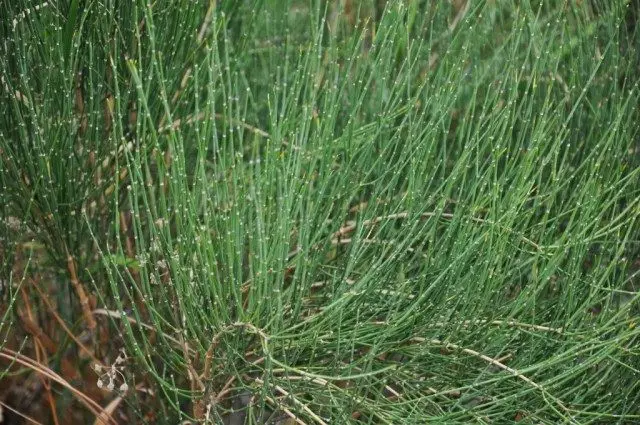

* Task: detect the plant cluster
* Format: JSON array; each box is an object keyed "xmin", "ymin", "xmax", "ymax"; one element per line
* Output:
[{"xmin": 1, "ymin": 1, "xmax": 639, "ymax": 424}]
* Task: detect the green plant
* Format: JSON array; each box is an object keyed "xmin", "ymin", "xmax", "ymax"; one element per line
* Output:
[{"xmin": 2, "ymin": 1, "xmax": 640, "ymax": 424}]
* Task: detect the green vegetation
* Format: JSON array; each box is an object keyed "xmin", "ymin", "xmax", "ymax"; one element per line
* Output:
[{"xmin": 1, "ymin": 1, "xmax": 639, "ymax": 423}]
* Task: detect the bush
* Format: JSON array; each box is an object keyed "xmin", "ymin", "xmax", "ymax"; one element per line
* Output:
[{"xmin": 1, "ymin": 1, "xmax": 639, "ymax": 423}]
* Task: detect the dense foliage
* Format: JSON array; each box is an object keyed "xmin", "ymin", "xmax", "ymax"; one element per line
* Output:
[{"xmin": 1, "ymin": 1, "xmax": 639, "ymax": 423}]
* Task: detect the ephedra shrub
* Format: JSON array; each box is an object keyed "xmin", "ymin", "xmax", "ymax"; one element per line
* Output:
[{"xmin": 2, "ymin": 0, "xmax": 639, "ymax": 423}]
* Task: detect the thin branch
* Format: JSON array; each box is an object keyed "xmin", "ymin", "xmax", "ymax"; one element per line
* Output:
[
  {"xmin": 430, "ymin": 0, "xmax": 471, "ymax": 47},
  {"xmin": 255, "ymin": 378, "xmax": 326, "ymax": 425},
  {"xmin": 178, "ymin": 335, "xmax": 205, "ymax": 419},
  {"xmin": 32, "ymin": 280, "xmax": 102, "ymax": 366},
  {"xmin": 197, "ymin": 0, "xmax": 217, "ymax": 43},
  {"xmin": 428, "ymin": 319, "xmax": 565, "ymax": 335},
  {"xmin": 66, "ymin": 252, "xmax": 97, "ymax": 330},
  {"xmin": 93, "ymin": 395, "xmax": 123, "ymax": 425},
  {"xmin": 0, "ymin": 401, "xmax": 45, "ymax": 425},
  {"xmin": 195, "ymin": 323, "xmax": 270, "ymax": 422},
  {"xmin": 330, "ymin": 237, "xmax": 430, "ymax": 260},
  {"xmin": 119, "ymin": 211, "xmax": 140, "ymax": 285},
  {"xmin": 0, "ymin": 348, "xmax": 116, "ymax": 424},
  {"xmin": 263, "ymin": 395, "xmax": 308, "ymax": 425},
  {"xmin": 19, "ymin": 287, "xmax": 60, "ymax": 425},
  {"xmin": 159, "ymin": 111, "xmax": 270, "ymax": 138},
  {"xmin": 202, "ymin": 322, "xmax": 269, "ymax": 382},
  {"xmin": 92, "ymin": 308, "xmax": 195, "ymax": 355},
  {"xmin": 410, "ymin": 337, "xmax": 571, "ymax": 414},
  {"xmin": 332, "ymin": 211, "xmax": 543, "ymax": 252},
  {"xmin": 448, "ymin": 0, "xmax": 471, "ymax": 33},
  {"xmin": 17, "ymin": 301, "xmax": 57, "ymax": 354}
]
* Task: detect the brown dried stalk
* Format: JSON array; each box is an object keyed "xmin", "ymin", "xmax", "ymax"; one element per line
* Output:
[
  {"xmin": 74, "ymin": 70, "xmax": 88, "ymax": 137},
  {"xmin": 66, "ymin": 252, "xmax": 97, "ymax": 331},
  {"xmin": 0, "ymin": 348, "xmax": 116, "ymax": 424},
  {"xmin": 193, "ymin": 323, "xmax": 270, "ymax": 421},
  {"xmin": 0, "ymin": 401, "xmax": 45, "ymax": 425},
  {"xmin": 31, "ymin": 277, "xmax": 102, "ymax": 365},
  {"xmin": 19, "ymin": 287, "xmax": 60, "ymax": 425}
]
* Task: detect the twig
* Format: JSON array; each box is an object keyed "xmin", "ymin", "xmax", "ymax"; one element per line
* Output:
[
  {"xmin": 195, "ymin": 323, "xmax": 270, "ymax": 422},
  {"xmin": 181, "ymin": 337, "xmax": 204, "ymax": 393},
  {"xmin": 178, "ymin": 335, "xmax": 205, "ymax": 420},
  {"xmin": 92, "ymin": 308, "xmax": 194, "ymax": 356},
  {"xmin": 383, "ymin": 384, "xmax": 401, "ymax": 400},
  {"xmin": 263, "ymin": 395, "xmax": 308, "ymax": 425},
  {"xmin": 448, "ymin": 0, "xmax": 470, "ymax": 33},
  {"xmin": 332, "ymin": 211, "xmax": 543, "ymax": 252},
  {"xmin": 271, "ymin": 370, "xmax": 394, "ymax": 425},
  {"xmin": 255, "ymin": 378, "xmax": 326, "ymax": 425},
  {"xmin": 410, "ymin": 337, "xmax": 571, "ymax": 414},
  {"xmin": 159, "ymin": 111, "xmax": 270, "ymax": 139},
  {"xmin": 32, "ymin": 279, "xmax": 102, "ymax": 365},
  {"xmin": 211, "ymin": 376, "xmax": 236, "ymax": 403},
  {"xmin": 211, "ymin": 357, "xmax": 265, "ymax": 405},
  {"xmin": 330, "ymin": 237, "xmax": 430, "ymax": 260},
  {"xmin": 66, "ymin": 252, "xmax": 97, "ymax": 330},
  {"xmin": 74, "ymin": 70, "xmax": 88, "ymax": 136},
  {"xmin": 495, "ymin": 353, "xmax": 513, "ymax": 364},
  {"xmin": 170, "ymin": 68, "xmax": 192, "ymax": 105},
  {"xmin": 428, "ymin": 319, "xmax": 565, "ymax": 335},
  {"xmin": 0, "ymin": 348, "xmax": 116, "ymax": 424},
  {"xmin": 93, "ymin": 395, "xmax": 123, "ymax": 425},
  {"xmin": 16, "ymin": 308, "xmax": 57, "ymax": 354},
  {"xmin": 119, "ymin": 212, "xmax": 138, "ymax": 277},
  {"xmin": 201, "ymin": 323, "xmax": 270, "ymax": 382},
  {"xmin": 44, "ymin": 386, "xmax": 60, "ymax": 425},
  {"xmin": 197, "ymin": 0, "xmax": 217, "ymax": 43},
  {"xmin": 18, "ymin": 287, "xmax": 60, "ymax": 425},
  {"xmin": 270, "ymin": 373, "xmax": 327, "ymax": 388},
  {"xmin": 0, "ymin": 401, "xmax": 45, "ymax": 425}
]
